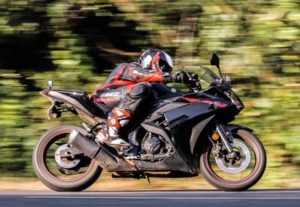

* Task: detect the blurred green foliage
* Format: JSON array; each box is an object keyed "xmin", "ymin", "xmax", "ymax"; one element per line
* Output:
[{"xmin": 0, "ymin": 0, "xmax": 299, "ymax": 187}]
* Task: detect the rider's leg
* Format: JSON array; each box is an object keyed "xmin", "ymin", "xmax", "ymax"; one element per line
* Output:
[
  {"xmin": 96, "ymin": 82, "xmax": 151, "ymax": 148},
  {"xmin": 97, "ymin": 108, "xmax": 132, "ymax": 147}
]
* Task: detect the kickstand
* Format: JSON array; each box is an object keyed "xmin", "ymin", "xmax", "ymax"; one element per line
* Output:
[{"xmin": 145, "ymin": 173, "xmax": 151, "ymax": 184}]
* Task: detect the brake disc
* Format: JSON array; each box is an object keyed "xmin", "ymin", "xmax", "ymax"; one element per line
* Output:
[{"xmin": 214, "ymin": 139, "xmax": 251, "ymax": 174}]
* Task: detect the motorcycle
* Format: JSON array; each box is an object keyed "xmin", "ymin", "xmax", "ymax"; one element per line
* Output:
[{"xmin": 33, "ymin": 53, "xmax": 266, "ymax": 191}]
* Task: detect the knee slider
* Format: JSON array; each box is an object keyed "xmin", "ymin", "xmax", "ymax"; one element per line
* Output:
[{"xmin": 128, "ymin": 83, "xmax": 150, "ymax": 99}]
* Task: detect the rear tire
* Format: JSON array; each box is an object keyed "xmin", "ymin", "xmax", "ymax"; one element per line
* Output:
[
  {"xmin": 32, "ymin": 125, "xmax": 102, "ymax": 191},
  {"xmin": 200, "ymin": 129, "xmax": 266, "ymax": 191}
]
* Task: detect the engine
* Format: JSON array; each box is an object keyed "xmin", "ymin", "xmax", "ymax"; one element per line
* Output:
[
  {"xmin": 140, "ymin": 133, "xmax": 171, "ymax": 161},
  {"xmin": 142, "ymin": 134, "xmax": 161, "ymax": 154}
]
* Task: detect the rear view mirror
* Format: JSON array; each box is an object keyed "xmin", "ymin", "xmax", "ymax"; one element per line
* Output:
[
  {"xmin": 210, "ymin": 52, "xmax": 220, "ymax": 68},
  {"xmin": 210, "ymin": 52, "xmax": 223, "ymax": 79}
]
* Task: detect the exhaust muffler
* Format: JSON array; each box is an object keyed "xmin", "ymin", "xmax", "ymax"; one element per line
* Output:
[
  {"xmin": 68, "ymin": 130, "xmax": 136, "ymax": 172},
  {"xmin": 68, "ymin": 130, "xmax": 101, "ymax": 158}
]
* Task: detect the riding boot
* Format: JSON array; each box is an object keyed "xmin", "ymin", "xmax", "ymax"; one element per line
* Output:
[{"xmin": 96, "ymin": 108, "xmax": 131, "ymax": 149}]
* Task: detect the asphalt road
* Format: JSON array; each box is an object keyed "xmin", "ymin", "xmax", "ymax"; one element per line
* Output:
[{"xmin": 0, "ymin": 190, "xmax": 299, "ymax": 207}]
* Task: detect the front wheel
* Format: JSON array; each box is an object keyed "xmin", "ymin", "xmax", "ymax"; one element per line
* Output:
[
  {"xmin": 200, "ymin": 129, "xmax": 266, "ymax": 191},
  {"xmin": 32, "ymin": 125, "xmax": 102, "ymax": 191}
]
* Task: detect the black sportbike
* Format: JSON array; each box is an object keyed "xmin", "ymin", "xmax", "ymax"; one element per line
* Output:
[{"xmin": 33, "ymin": 53, "xmax": 266, "ymax": 191}]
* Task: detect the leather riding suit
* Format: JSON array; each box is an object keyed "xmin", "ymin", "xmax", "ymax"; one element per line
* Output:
[{"xmin": 91, "ymin": 62, "xmax": 172, "ymax": 146}]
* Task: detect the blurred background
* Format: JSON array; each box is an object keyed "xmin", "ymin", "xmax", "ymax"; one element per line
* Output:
[{"xmin": 0, "ymin": 0, "xmax": 299, "ymax": 189}]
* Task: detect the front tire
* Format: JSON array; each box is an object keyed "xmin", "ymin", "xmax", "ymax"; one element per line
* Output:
[
  {"xmin": 200, "ymin": 129, "xmax": 266, "ymax": 191},
  {"xmin": 32, "ymin": 125, "xmax": 102, "ymax": 191}
]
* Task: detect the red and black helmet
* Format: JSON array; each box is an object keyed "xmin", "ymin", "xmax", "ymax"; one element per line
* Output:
[{"xmin": 139, "ymin": 49, "xmax": 173, "ymax": 73}]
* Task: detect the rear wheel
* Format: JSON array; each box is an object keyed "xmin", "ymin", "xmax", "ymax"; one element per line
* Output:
[
  {"xmin": 32, "ymin": 125, "xmax": 102, "ymax": 191},
  {"xmin": 200, "ymin": 129, "xmax": 266, "ymax": 191}
]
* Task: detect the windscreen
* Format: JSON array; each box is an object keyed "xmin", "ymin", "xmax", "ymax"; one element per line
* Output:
[{"xmin": 197, "ymin": 66, "xmax": 220, "ymax": 88}]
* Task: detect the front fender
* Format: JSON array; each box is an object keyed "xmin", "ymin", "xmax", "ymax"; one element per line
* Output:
[
  {"xmin": 225, "ymin": 124, "xmax": 253, "ymax": 133},
  {"xmin": 190, "ymin": 121, "xmax": 253, "ymax": 155}
]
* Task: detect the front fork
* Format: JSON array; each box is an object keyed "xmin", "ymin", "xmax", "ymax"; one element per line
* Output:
[
  {"xmin": 216, "ymin": 123, "xmax": 234, "ymax": 153},
  {"xmin": 213, "ymin": 123, "xmax": 241, "ymax": 162}
]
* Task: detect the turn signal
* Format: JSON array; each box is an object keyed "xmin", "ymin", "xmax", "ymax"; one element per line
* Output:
[{"xmin": 212, "ymin": 132, "xmax": 220, "ymax": 141}]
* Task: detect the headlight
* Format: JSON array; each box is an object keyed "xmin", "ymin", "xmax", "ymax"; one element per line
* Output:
[{"xmin": 225, "ymin": 90, "xmax": 244, "ymax": 111}]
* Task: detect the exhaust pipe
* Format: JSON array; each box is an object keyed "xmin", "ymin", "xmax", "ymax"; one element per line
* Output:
[{"xmin": 68, "ymin": 130, "xmax": 136, "ymax": 172}]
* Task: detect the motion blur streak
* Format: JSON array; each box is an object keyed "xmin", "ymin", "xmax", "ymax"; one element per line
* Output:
[{"xmin": 0, "ymin": 0, "xmax": 299, "ymax": 188}]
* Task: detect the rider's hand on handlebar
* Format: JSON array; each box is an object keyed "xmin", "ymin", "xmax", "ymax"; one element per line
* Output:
[
  {"xmin": 173, "ymin": 70, "xmax": 201, "ymax": 91},
  {"xmin": 189, "ymin": 73, "xmax": 199, "ymax": 82},
  {"xmin": 172, "ymin": 70, "xmax": 189, "ymax": 83}
]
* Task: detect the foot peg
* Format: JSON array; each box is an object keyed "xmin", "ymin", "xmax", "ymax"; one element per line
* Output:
[{"xmin": 107, "ymin": 138, "xmax": 130, "ymax": 149}]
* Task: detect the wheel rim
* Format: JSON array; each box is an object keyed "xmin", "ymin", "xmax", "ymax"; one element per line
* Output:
[{"xmin": 205, "ymin": 133, "xmax": 260, "ymax": 183}]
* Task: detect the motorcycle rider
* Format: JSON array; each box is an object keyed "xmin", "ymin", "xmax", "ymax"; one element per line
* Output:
[{"xmin": 92, "ymin": 49, "xmax": 189, "ymax": 149}]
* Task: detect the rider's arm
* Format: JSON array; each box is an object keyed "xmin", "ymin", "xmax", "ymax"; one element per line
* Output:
[{"xmin": 126, "ymin": 65, "xmax": 172, "ymax": 83}]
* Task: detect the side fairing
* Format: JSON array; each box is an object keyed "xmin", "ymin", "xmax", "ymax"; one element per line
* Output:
[
  {"xmin": 163, "ymin": 92, "xmax": 235, "ymax": 129},
  {"xmin": 162, "ymin": 95, "xmax": 232, "ymax": 158},
  {"xmin": 164, "ymin": 102, "xmax": 214, "ymax": 128}
]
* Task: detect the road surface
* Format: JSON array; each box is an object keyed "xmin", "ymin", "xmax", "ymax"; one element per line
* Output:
[{"xmin": 0, "ymin": 190, "xmax": 299, "ymax": 207}]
